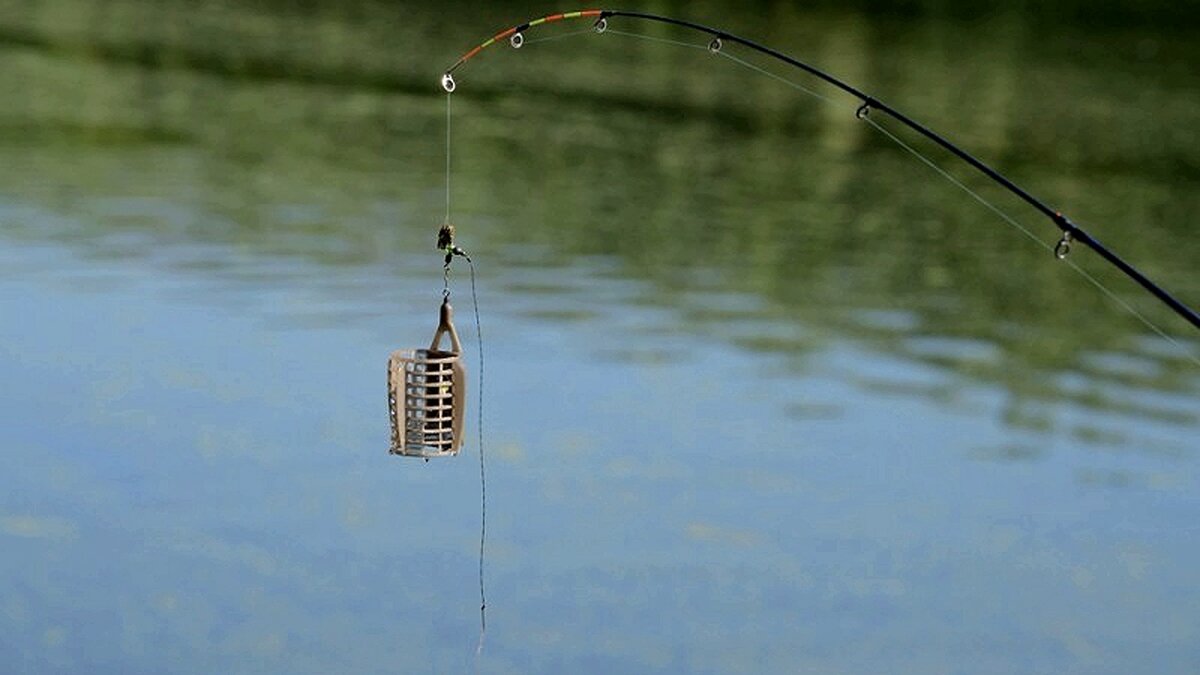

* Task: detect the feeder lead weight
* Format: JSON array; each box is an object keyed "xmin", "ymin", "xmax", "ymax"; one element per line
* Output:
[
  {"xmin": 441, "ymin": 73, "xmax": 456, "ymax": 93},
  {"xmin": 593, "ymin": 17, "xmax": 607, "ymax": 33},
  {"xmin": 1054, "ymin": 230, "xmax": 1073, "ymax": 260},
  {"xmin": 510, "ymin": 32, "xmax": 524, "ymax": 49},
  {"xmin": 708, "ymin": 36, "xmax": 722, "ymax": 54}
]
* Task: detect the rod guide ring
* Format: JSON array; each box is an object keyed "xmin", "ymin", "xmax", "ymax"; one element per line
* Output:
[{"xmin": 1055, "ymin": 231, "xmax": 1073, "ymax": 259}]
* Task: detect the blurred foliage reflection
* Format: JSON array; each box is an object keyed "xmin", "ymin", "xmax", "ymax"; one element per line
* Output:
[{"xmin": 0, "ymin": 0, "xmax": 1196, "ymax": 431}]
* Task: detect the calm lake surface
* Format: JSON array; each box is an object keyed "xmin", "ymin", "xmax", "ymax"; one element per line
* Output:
[{"xmin": 1, "ymin": 1, "xmax": 1198, "ymax": 672}]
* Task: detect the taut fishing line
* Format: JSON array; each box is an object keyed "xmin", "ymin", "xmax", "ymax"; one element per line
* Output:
[
  {"xmin": 858, "ymin": 116, "xmax": 1200, "ymax": 368},
  {"xmin": 445, "ymin": 91, "xmax": 452, "ymax": 223},
  {"xmin": 437, "ymin": 9, "xmax": 1199, "ymax": 365}
]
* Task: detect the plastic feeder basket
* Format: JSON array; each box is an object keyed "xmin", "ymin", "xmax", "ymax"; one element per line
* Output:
[{"xmin": 388, "ymin": 299, "xmax": 466, "ymax": 458}]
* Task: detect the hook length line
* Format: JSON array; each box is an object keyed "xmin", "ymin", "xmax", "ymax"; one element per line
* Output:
[{"xmin": 442, "ymin": 9, "xmax": 1200, "ymax": 332}]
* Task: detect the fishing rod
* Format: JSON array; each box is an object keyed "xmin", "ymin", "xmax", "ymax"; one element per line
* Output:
[{"xmin": 441, "ymin": 9, "xmax": 1200, "ymax": 332}]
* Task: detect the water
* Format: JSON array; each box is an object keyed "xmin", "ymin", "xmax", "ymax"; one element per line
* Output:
[{"xmin": 1, "ymin": 1, "xmax": 1198, "ymax": 672}]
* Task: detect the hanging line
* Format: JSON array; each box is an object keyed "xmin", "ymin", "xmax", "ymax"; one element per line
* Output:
[
  {"xmin": 468, "ymin": 257, "xmax": 487, "ymax": 655},
  {"xmin": 438, "ymin": 253, "xmax": 487, "ymax": 653},
  {"xmin": 437, "ymin": 252, "xmax": 488, "ymax": 655},
  {"xmin": 440, "ymin": 9, "xmax": 1200, "ymax": 339},
  {"xmin": 444, "ymin": 251, "xmax": 486, "ymax": 655}
]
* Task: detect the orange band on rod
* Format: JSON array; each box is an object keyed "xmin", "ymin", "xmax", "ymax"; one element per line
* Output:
[
  {"xmin": 460, "ymin": 45, "xmax": 484, "ymax": 63},
  {"xmin": 448, "ymin": 9, "xmax": 607, "ymax": 72}
]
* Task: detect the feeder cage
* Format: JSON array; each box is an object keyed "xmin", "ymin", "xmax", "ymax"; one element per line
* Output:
[{"xmin": 388, "ymin": 299, "xmax": 466, "ymax": 458}]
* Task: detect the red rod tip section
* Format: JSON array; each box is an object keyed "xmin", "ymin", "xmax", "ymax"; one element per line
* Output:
[{"xmin": 447, "ymin": 9, "xmax": 608, "ymax": 72}]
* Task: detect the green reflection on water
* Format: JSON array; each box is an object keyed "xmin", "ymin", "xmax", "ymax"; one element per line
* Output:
[{"xmin": 0, "ymin": 0, "xmax": 1196, "ymax": 424}]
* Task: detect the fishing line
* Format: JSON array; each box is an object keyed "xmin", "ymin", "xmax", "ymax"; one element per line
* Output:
[
  {"xmin": 467, "ymin": 256, "xmax": 487, "ymax": 655},
  {"xmin": 436, "ymin": 247, "xmax": 488, "ymax": 653},
  {"xmin": 448, "ymin": 95, "xmax": 488, "ymax": 651},
  {"xmin": 524, "ymin": 27, "xmax": 597, "ymax": 46},
  {"xmin": 863, "ymin": 116, "xmax": 1049, "ymax": 250},
  {"xmin": 713, "ymin": 49, "xmax": 836, "ymax": 105},
  {"xmin": 1062, "ymin": 257, "xmax": 1200, "ymax": 368},
  {"xmin": 603, "ymin": 30, "xmax": 837, "ymax": 111},
  {"xmin": 861, "ymin": 115, "xmax": 1200, "ymax": 367},
  {"xmin": 445, "ymin": 92, "xmax": 452, "ymax": 224},
  {"xmin": 603, "ymin": 27, "xmax": 708, "ymax": 51},
  {"xmin": 710, "ymin": 32, "xmax": 1200, "ymax": 365},
  {"xmin": 600, "ymin": 25, "xmax": 1190, "ymax": 360},
  {"xmin": 440, "ymin": 86, "xmax": 489, "ymax": 654}
]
